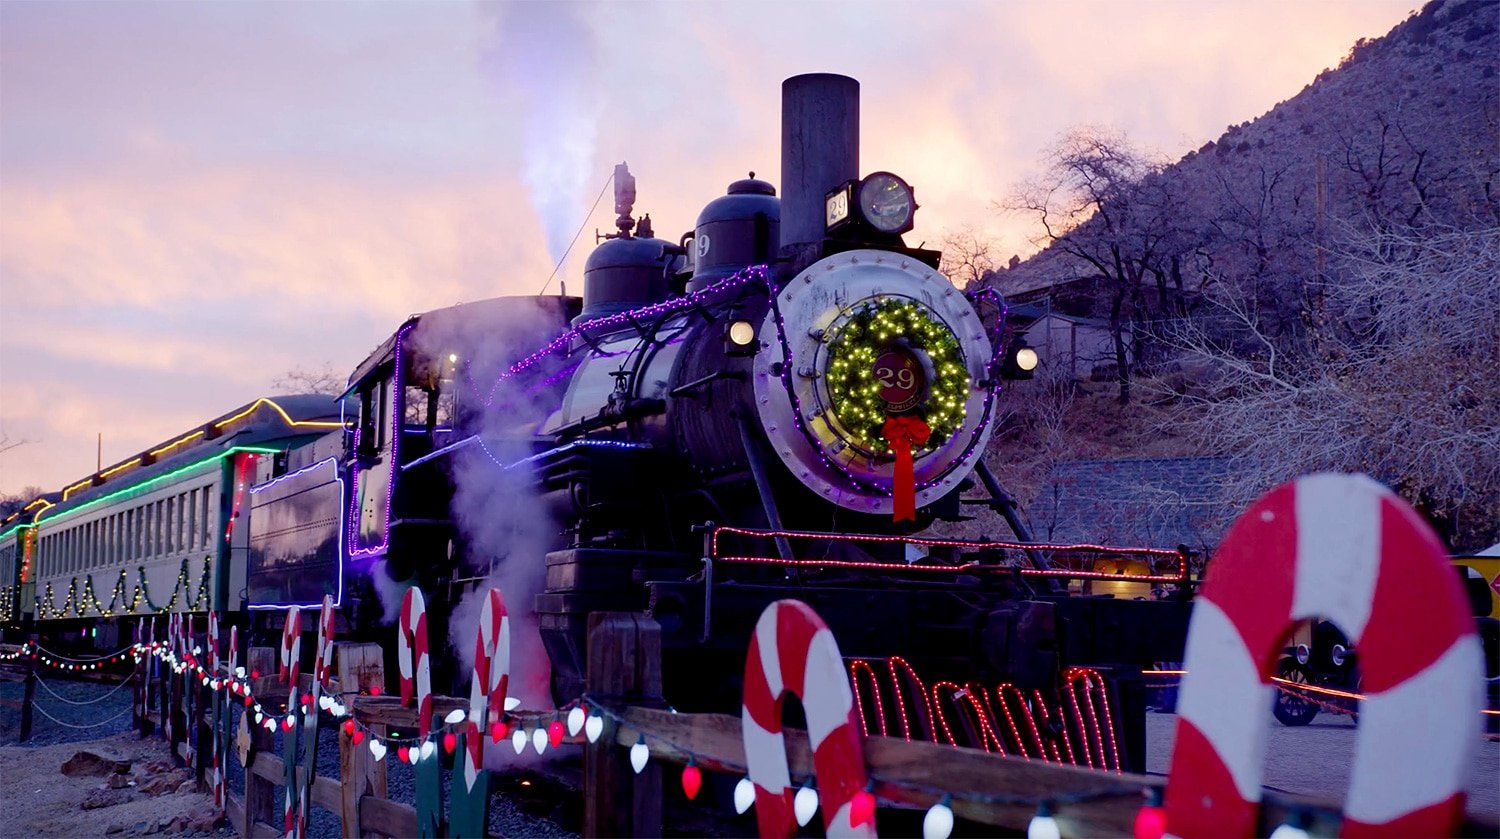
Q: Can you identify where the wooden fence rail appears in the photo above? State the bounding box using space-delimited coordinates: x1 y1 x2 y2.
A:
10 617 1499 839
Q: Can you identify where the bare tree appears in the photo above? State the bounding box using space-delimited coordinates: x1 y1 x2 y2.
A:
272 363 346 396
939 226 1000 290
1159 224 1500 549
1005 127 1186 403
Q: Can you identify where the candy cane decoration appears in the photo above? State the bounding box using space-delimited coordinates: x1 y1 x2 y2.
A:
280 606 302 838
742 599 874 838
293 596 336 838
208 610 223 809
451 589 509 839
398 587 439 838
1165 474 1483 838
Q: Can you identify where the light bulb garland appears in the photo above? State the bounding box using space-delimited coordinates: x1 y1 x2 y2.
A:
824 298 971 454
34 556 215 619
19 635 1196 830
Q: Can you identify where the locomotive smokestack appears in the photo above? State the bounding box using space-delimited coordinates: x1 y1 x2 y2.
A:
780 73 859 279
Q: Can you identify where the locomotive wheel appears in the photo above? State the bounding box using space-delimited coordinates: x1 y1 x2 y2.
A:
1272 660 1319 727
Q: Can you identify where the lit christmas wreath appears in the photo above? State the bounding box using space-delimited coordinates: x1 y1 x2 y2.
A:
825 298 970 455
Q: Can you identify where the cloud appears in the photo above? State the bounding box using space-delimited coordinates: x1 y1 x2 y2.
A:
0 0 1416 495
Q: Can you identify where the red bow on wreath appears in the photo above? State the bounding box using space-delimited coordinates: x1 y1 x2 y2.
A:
882 415 931 522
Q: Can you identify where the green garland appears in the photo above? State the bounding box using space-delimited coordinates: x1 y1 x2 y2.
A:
825 298 971 454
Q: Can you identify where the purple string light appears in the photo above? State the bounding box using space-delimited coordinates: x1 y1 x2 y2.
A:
348 322 413 558
247 457 346 609
481 265 770 406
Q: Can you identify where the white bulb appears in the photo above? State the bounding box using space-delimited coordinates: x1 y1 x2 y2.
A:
923 800 955 839
567 707 585 736
263 718 276 731
419 740 436 761
1269 825 1310 839
585 713 604 743
407 746 420 765
630 741 649 774
504 696 521 711
318 696 332 711
1027 814 1060 839
794 786 819 827
532 728 548 755
254 712 264 725
235 666 246 678
734 777 756 814
511 728 527 754
369 740 387 762
444 709 466 725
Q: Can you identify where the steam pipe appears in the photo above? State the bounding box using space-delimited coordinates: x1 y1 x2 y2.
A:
975 461 1052 572
735 413 795 563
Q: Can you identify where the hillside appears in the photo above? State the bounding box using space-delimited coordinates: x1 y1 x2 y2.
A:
990 0 1498 303
976 0 1500 551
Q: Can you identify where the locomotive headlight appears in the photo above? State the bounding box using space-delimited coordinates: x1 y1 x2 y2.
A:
857 172 916 234
725 319 759 356
1330 644 1348 666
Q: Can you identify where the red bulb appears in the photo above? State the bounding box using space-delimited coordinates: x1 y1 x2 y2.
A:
850 789 877 828
397 747 410 764
443 732 458 754
343 720 355 735
243 695 253 708
1134 805 1166 839
369 686 382 696
251 669 260 679
681 764 703 800
352 730 365 746
301 692 313 706
547 720 565 748
282 718 295 732
490 721 509 744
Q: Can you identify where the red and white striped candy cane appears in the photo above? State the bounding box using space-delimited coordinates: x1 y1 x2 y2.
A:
208 610 222 808
280 606 302 686
399 588 433 737
313 595 335 688
280 606 301 838
293 595 336 838
742 599 873 838
1165 474 1483 838
464 589 509 793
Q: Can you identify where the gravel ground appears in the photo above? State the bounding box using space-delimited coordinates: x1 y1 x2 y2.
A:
0 668 138 747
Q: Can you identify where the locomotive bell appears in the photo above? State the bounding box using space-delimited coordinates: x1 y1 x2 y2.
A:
687 174 780 293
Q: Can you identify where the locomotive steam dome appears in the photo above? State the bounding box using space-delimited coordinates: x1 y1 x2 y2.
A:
751 250 995 515
575 231 676 325
687 175 780 292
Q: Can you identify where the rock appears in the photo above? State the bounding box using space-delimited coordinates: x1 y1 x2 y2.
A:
175 779 199 794
108 774 133 789
137 768 193 796
81 788 135 810
105 825 125 835
62 750 132 777
132 822 147 834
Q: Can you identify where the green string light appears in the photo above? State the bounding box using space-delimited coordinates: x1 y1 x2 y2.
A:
825 298 971 453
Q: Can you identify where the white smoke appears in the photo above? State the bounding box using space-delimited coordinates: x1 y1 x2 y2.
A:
484 1 601 274
406 298 573 737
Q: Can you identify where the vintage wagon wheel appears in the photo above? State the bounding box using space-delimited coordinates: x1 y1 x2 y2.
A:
1271 660 1318 727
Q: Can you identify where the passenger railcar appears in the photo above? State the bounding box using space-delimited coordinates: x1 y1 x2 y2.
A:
0 396 340 648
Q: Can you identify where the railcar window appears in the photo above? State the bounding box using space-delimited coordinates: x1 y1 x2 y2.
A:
155 500 164 556
166 496 176 554
188 489 197 551
201 487 211 548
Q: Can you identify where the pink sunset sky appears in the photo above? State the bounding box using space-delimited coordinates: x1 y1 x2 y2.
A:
0 0 1414 497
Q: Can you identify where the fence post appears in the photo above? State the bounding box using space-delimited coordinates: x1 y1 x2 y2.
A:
583 612 663 838
336 642 385 838
243 647 277 836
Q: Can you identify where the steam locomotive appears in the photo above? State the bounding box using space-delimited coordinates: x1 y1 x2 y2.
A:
5 75 1192 770
244 75 1192 753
